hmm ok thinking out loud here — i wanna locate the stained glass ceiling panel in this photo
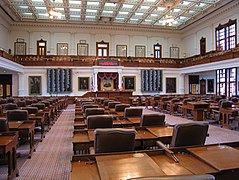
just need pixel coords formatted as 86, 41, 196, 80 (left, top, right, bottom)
2, 0, 222, 28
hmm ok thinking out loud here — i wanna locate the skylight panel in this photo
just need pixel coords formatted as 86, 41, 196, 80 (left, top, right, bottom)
86, 9, 97, 13
157, 7, 166, 11
119, 11, 128, 15
50, 0, 63, 3
103, 10, 113, 14
181, 1, 191, 6
69, 0, 81, 5
123, 4, 134, 9
87, 2, 99, 6
70, 8, 81, 12
173, 8, 181, 13
197, 3, 207, 8
55, 8, 64, 11
130, 18, 138, 21
71, 15, 81, 18
105, 3, 117, 7
115, 17, 124, 20
151, 14, 158, 17
145, 19, 152, 22
145, 0, 156, 2
19, 6, 28, 9
135, 12, 144, 16
32, 0, 44, 2
85, 15, 96, 19
35, 7, 47, 10
38, 13, 49, 17
22, 12, 32, 15
140, 6, 150, 10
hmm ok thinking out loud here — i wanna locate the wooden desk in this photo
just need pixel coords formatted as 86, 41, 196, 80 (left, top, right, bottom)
72, 128, 158, 154
188, 145, 239, 171
9, 121, 35, 158
96, 153, 165, 179
127, 117, 141, 125
28, 114, 45, 141
0, 132, 19, 179
183, 101, 209, 121
70, 149, 218, 180
220, 107, 239, 128
170, 102, 182, 115
147, 126, 173, 144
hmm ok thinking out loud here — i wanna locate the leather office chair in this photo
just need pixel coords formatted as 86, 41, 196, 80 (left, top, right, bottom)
108, 101, 121, 109
7, 110, 29, 121
124, 107, 143, 118
94, 128, 136, 153
16, 101, 27, 107
4, 103, 18, 111
128, 174, 215, 180
141, 113, 165, 126
31, 103, 45, 110
0, 99, 7, 105
21, 107, 38, 115
82, 104, 99, 113
0, 105, 2, 115
85, 108, 105, 118
115, 104, 130, 112
87, 114, 113, 129
26, 99, 33, 106
170, 122, 209, 147
6, 97, 15, 103
0, 118, 9, 132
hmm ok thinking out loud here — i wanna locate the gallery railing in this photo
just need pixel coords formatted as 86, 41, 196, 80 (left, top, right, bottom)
1, 45, 239, 68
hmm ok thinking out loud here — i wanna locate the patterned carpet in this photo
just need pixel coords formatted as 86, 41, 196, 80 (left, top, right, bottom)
15, 105, 74, 180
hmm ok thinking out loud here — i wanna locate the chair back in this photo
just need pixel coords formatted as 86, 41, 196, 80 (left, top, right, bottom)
94, 128, 136, 153
7, 110, 29, 121
141, 114, 165, 126
83, 104, 99, 112
115, 104, 130, 112
21, 107, 38, 115
87, 115, 113, 129
31, 103, 45, 110
108, 101, 121, 109
170, 123, 209, 147
0, 118, 9, 132
124, 108, 143, 118
16, 101, 27, 107
85, 108, 105, 118
4, 103, 18, 111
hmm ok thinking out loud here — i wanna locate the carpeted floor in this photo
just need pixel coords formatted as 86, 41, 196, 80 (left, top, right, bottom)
15, 104, 74, 180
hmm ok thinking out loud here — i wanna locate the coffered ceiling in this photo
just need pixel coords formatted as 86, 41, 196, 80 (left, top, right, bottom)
0, 0, 227, 29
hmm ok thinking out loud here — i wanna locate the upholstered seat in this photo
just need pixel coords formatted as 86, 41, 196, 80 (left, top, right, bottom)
170, 122, 209, 147
0, 118, 9, 132
85, 108, 105, 118
94, 128, 136, 153
108, 101, 121, 109
124, 107, 143, 117
140, 113, 165, 126
82, 104, 99, 113
87, 114, 113, 129
7, 110, 29, 121
31, 103, 45, 110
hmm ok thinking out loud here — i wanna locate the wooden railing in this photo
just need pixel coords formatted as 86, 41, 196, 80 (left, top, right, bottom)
1, 45, 239, 68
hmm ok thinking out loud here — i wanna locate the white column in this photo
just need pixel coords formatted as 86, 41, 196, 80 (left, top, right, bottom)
18, 72, 25, 96
178, 74, 185, 94
94, 72, 98, 91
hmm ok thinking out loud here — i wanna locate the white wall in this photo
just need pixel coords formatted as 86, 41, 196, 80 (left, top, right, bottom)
9, 25, 182, 58
0, 13, 10, 51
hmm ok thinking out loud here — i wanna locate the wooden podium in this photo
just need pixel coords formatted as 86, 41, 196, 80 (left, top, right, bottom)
92, 91, 133, 103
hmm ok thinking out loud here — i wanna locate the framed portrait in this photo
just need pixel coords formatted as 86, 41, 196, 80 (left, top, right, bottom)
78, 77, 89, 91
57, 43, 68, 55
123, 76, 136, 91
14, 42, 26, 55
135, 45, 146, 57
116, 45, 127, 57
29, 76, 41, 95
101, 79, 114, 91
170, 47, 179, 58
207, 79, 214, 93
77, 43, 89, 56
166, 78, 176, 93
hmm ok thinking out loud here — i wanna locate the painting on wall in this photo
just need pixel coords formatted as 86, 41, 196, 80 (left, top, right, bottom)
78, 77, 90, 91
123, 76, 135, 91
29, 76, 41, 95
166, 78, 176, 93
101, 79, 114, 91
207, 79, 214, 93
